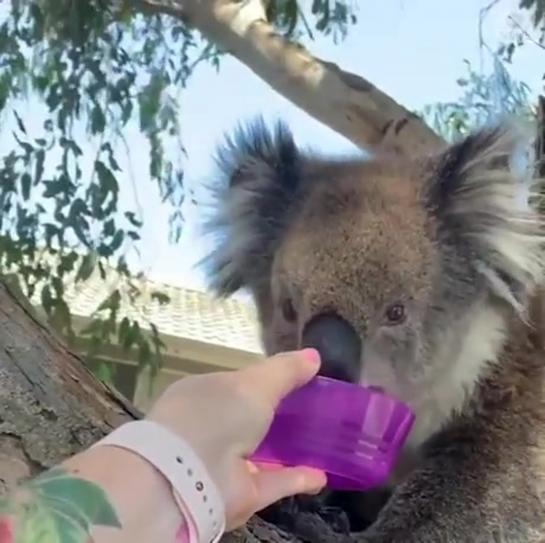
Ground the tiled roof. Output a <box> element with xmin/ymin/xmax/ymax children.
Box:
<box><xmin>32</xmin><ymin>261</ymin><xmax>264</xmax><ymax>355</ymax></box>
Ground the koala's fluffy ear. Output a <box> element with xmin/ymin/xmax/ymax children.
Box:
<box><xmin>427</xmin><ymin>122</ymin><xmax>544</xmax><ymax>313</ymax></box>
<box><xmin>203</xmin><ymin>118</ymin><xmax>302</xmax><ymax>296</ymax></box>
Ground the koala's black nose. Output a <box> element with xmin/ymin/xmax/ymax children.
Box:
<box><xmin>301</xmin><ymin>313</ymin><xmax>362</xmax><ymax>383</ymax></box>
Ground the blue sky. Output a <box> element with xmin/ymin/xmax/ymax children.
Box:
<box><xmin>9</xmin><ymin>1</ymin><xmax>545</xmax><ymax>292</ymax></box>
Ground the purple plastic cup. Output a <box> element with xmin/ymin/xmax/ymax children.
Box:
<box><xmin>250</xmin><ymin>376</ymin><xmax>415</xmax><ymax>491</ymax></box>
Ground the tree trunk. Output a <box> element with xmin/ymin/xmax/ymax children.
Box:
<box><xmin>0</xmin><ymin>280</ymin><xmax>138</xmax><ymax>492</ymax></box>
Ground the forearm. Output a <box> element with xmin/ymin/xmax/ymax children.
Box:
<box><xmin>0</xmin><ymin>444</ymin><xmax>186</xmax><ymax>543</ymax></box>
<box><xmin>62</xmin><ymin>445</ymin><xmax>185</xmax><ymax>543</ymax></box>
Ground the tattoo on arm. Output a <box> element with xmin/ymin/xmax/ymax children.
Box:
<box><xmin>0</xmin><ymin>467</ymin><xmax>121</xmax><ymax>543</ymax></box>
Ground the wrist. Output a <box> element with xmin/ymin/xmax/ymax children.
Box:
<box><xmin>63</xmin><ymin>444</ymin><xmax>184</xmax><ymax>543</ymax></box>
<box><xmin>93</xmin><ymin>420</ymin><xmax>226</xmax><ymax>543</ymax></box>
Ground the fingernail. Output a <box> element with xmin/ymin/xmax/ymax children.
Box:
<box><xmin>301</xmin><ymin>348</ymin><xmax>320</xmax><ymax>365</ymax></box>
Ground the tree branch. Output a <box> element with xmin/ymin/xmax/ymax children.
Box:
<box><xmin>134</xmin><ymin>0</ymin><xmax>445</xmax><ymax>155</ymax></box>
<box><xmin>508</xmin><ymin>15</ymin><xmax>545</xmax><ymax>51</ymax></box>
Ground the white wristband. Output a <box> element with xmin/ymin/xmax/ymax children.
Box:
<box><xmin>93</xmin><ymin>420</ymin><xmax>226</xmax><ymax>543</ymax></box>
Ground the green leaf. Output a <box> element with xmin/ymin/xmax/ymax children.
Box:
<box><xmin>100</xmin><ymin>143</ymin><xmax>121</xmax><ymax>172</ymax></box>
<box><xmin>43</xmin><ymin>180</ymin><xmax>65</xmax><ymax>198</ymax></box>
<box><xmin>35</xmin><ymin>149</ymin><xmax>45</xmax><ymax>184</ymax></box>
<box><xmin>59</xmin><ymin>138</ymin><xmax>83</xmax><ymax>157</ymax></box>
<box><xmin>103</xmin><ymin>218</ymin><xmax>115</xmax><ymax>237</ymax></box>
<box><xmin>75</xmin><ymin>253</ymin><xmax>96</xmax><ymax>282</ymax></box>
<box><xmin>95</xmin><ymin>161</ymin><xmax>118</xmax><ymax>202</ymax></box>
<box><xmin>90</xmin><ymin>105</ymin><xmax>106</xmax><ymax>134</ymax></box>
<box><xmin>122</xmin><ymin>320</ymin><xmax>140</xmax><ymax>350</ymax></box>
<box><xmin>151</xmin><ymin>291</ymin><xmax>170</xmax><ymax>305</ymax></box>
<box><xmin>118</xmin><ymin>316</ymin><xmax>130</xmax><ymax>345</ymax></box>
<box><xmin>68</xmin><ymin>199</ymin><xmax>90</xmax><ymax>246</ymax></box>
<box><xmin>138</xmin><ymin>338</ymin><xmax>152</xmax><ymax>367</ymax></box>
<box><xmin>124</xmin><ymin>211</ymin><xmax>142</xmax><ymax>227</ymax></box>
<box><xmin>20</xmin><ymin>173</ymin><xmax>31</xmax><ymax>200</ymax></box>
<box><xmin>59</xmin><ymin>252</ymin><xmax>78</xmax><ymax>274</ymax></box>
<box><xmin>285</xmin><ymin>0</ymin><xmax>299</xmax><ymax>35</ymax></box>
<box><xmin>51</xmin><ymin>299</ymin><xmax>72</xmax><ymax>333</ymax></box>
<box><xmin>96</xmin><ymin>289</ymin><xmax>121</xmax><ymax>313</ymax></box>
<box><xmin>13</xmin><ymin>110</ymin><xmax>27</xmax><ymax>134</ymax></box>
<box><xmin>96</xmin><ymin>361</ymin><xmax>114</xmax><ymax>385</ymax></box>
<box><xmin>138</xmin><ymin>72</ymin><xmax>165</xmax><ymax>133</ymax></box>
<box><xmin>99</xmin><ymin>230</ymin><xmax>124</xmax><ymax>256</ymax></box>
<box><xmin>41</xmin><ymin>285</ymin><xmax>53</xmax><ymax>315</ymax></box>
<box><xmin>44</xmin><ymin>224</ymin><xmax>59</xmax><ymax>247</ymax></box>
<box><xmin>150</xmin><ymin>322</ymin><xmax>166</xmax><ymax>352</ymax></box>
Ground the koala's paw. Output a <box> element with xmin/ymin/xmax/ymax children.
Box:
<box><xmin>293</xmin><ymin>511</ymin><xmax>347</xmax><ymax>543</ymax></box>
<box><xmin>258</xmin><ymin>494</ymin><xmax>350</xmax><ymax>538</ymax></box>
<box><xmin>315</xmin><ymin>505</ymin><xmax>351</xmax><ymax>534</ymax></box>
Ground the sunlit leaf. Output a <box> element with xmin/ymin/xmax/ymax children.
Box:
<box><xmin>96</xmin><ymin>289</ymin><xmax>121</xmax><ymax>313</ymax></box>
<box><xmin>20</xmin><ymin>173</ymin><xmax>31</xmax><ymax>200</ymax></box>
<box><xmin>75</xmin><ymin>252</ymin><xmax>96</xmax><ymax>282</ymax></box>
<box><xmin>151</xmin><ymin>291</ymin><xmax>170</xmax><ymax>305</ymax></box>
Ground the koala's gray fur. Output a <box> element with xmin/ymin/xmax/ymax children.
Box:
<box><xmin>203</xmin><ymin>117</ymin><xmax>545</xmax><ymax>542</ymax></box>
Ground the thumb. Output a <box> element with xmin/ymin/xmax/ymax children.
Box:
<box><xmin>252</xmin><ymin>467</ymin><xmax>327</xmax><ymax>512</ymax></box>
<box><xmin>240</xmin><ymin>349</ymin><xmax>321</xmax><ymax>406</ymax></box>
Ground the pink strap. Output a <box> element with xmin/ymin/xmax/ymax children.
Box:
<box><xmin>176</xmin><ymin>519</ymin><xmax>192</xmax><ymax>543</ymax></box>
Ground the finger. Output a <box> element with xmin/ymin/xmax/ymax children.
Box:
<box><xmin>240</xmin><ymin>349</ymin><xmax>321</xmax><ymax>405</ymax></box>
<box><xmin>250</xmin><ymin>460</ymin><xmax>286</xmax><ymax>472</ymax></box>
<box><xmin>252</xmin><ymin>467</ymin><xmax>327</xmax><ymax>512</ymax></box>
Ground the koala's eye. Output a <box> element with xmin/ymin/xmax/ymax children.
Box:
<box><xmin>385</xmin><ymin>303</ymin><xmax>405</xmax><ymax>324</ymax></box>
<box><xmin>281</xmin><ymin>298</ymin><xmax>297</xmax><ymax>322</ymax></box>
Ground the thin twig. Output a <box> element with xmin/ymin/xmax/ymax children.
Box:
<box><xmin>508</xmin><ymin>15</ymin><xmax>545</xmax><ymax>51</ymax></box>
<box><xmin>478</xmin><ymin>0</ymin><xmax>502</xmax><ymax>70</ymax></box>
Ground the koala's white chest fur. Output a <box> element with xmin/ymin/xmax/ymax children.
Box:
<box><xmin>406</xmin><ymin>304</ymin><xmax>507</xmax><ymax>452</ymax></box>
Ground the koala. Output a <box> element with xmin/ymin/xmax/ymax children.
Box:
<box><xmin>203</xmin><ymin>116</ymin><xmax>545</xmax><ymax>542</ymax></box>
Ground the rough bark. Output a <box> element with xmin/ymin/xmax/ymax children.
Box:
<box><xmin>135</xmin><ymin>0</ymin><xmax>445</xmax><ymax>155</ymax></box>
<box><xmin>0</xmin><ymin>280</ymin><xmax>138</xmax><ymax>492</ymax></box>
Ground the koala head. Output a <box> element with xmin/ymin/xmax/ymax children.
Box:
<box><xmin>203</xmin><ymin>117</ymin><xmax>543</xmax><ymax>445</ymax></box>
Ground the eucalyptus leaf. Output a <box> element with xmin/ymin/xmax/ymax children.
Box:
<box><xmin>75</xmin><ymin>252</ymin><xmax>96</xmax><ymax>282</ymax></box>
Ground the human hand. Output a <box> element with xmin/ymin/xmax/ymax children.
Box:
<box><xmin>147</xmin><ymin>349</ymin><xmax>327</xmax><ymax>530</ymax></box>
